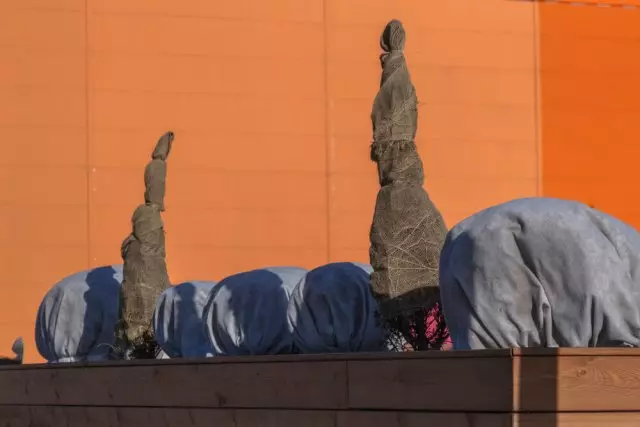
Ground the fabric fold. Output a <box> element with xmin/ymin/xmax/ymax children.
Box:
<box><xmin>203</xmin><ymin>267</ymin><xmax>307</xmax><ymax>356</ymax></box>
<box><xmin>288</xmin><ymin>262</ymin><xmax>385</xmax><ymax>353</ymax></box>
<box><xmin>36</xmin><ymin>265</ymin><xmax>123</xmax><ymax>363</ymax></box>
<box><xmin>153</xmin><ymin>281</ymin><xmax>218</xmax><ymax>358</ymax></box>
<box><xmin>440</xmin><ymin>197</ymin><xmax>640</xmax><ymax>349</ymax></box>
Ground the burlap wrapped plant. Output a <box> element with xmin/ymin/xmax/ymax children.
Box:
<box><xmin>368</xmin><ymin>20</ymin><xmax>448</xmax><ymax>350</ymax></box>
<box><xmin>116</xmin><ymin>131</ymin><xmax>174</xmax><ymax>359</ymax></box>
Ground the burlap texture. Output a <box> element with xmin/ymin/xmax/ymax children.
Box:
<box><xmin>117</xmin><ymin>132</ymin><xmax>174</xmax><ymax>353</ymax></box>
<box><xmin>371</xmin><ymin>20</ymin><xmax>416</xmax><ymax>144</ymax></box>
<box><xmin>369</xmin><ymin>20</ymin><xmax>447</xmax><ymax>319</ymax></box>
<box><xmin>144</xmin><ymin>160</ymin><xmax>167</xmax><ymax>212</ymax></box>
<box><xmin>144</xmin><ymin>131</ymin><xmax>172</xmax><ymax>211</ymax></box>
<box><xmin>151</xmin><ymin>131</ymin><xmax>173</xmax><ymax>161</ymax></box>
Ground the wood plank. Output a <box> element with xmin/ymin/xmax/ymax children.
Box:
<box><xmin>514</xmin><ymin>354</ymin><xmax>640</xmax><ymax>412</ymax></box>
<box><xmin>514</xmin><ymin>412</ymin><xmax>640</xmax><ymax>427</ymax></box>
<box><xmin>0</xmin><ymin>407</ymin><xmax>513</xmax><ymax>427</ymax></box>
<box><xmin>0</xmin><ymin>407</ymin><xmax>335</xmax><ymax>427</ymax></box>
<box><xmin>0</xmin><ymin>360</ymin><xmax>348</xmax><ymax>409</ymax></box>
<box><xmin>0</xmin><ymin>351</ymin><xmax>514</xmax><ymax>411</ymax></box>
<box><xmin>3</xmin><ymin>407</ymin><xmax>640</xmax><ymax>427</ymax></box>
<box><xmin>347</xmin><ymin>357</ymin><xmax>514</xmax><ymax>411</ymax></box>
<box><xmin>233</xmin><ymin>409</ymin><xmax>337</xmax><ymax>427</ymax></box>
<box><xmin>0</xmin><ymin>349</ymin><xmax>512</xmax><ymax>371</ymax></box>
<box><xmin>5</xmin><ymin>349</ymin><xmax>640</xmax><ymax>413</ymax></box>
<box><xmin>336</xmin><ymin>411</ymin><xmax>512</xmax><ymax>427</ymax></box>
<box><xmin>514</xmin><ymin>348</ymin><xmax>640</xmax><ymax>357</ymax></box>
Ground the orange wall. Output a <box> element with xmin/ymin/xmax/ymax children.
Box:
<box><xmin>539</xmin><ymin>4</ymin><xmax>640</xmax><ymax>225</ymax></box>
<box><xmin>0</xmin><ymin>0</ymin><xmax>540</xmax><ymax>361</ymax></box>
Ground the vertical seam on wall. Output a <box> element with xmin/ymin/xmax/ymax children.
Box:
<box><xmin>533</xmin><ymin>1</ymin><xmax>543</xmax><ymax>196</ymax></box>
<box><xmin>323</xmin><ymin>0</ymin><xmax>332</xmax><ymax>263</ymax></box>
<box><xmin>84</xmin><ymin>0</ymin><xmax>92</xmax><ymax>268</ymax></box>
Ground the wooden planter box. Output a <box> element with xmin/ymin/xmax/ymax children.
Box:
<box><xmin>0</xmin><ymin>348</ymin><xmax>639</xmax><ymax>426</ymax></box>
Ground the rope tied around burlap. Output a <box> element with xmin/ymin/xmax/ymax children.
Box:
<box><xmin>369</xmin><ymin>20</ymin><xmax>449</xmax><ymax>350</ymax></box>
<box><xmin>116</xmin><ymin>131</ymin><xmax>174</xmax><ymax>359</ymax></box>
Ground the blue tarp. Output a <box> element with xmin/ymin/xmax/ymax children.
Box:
<box><xmin>153</xmin><ymin>281</ymin><xmax>217</xmax><ymax>358</ymax></box>
<box><xmin>36</xmin><ymin>261</ymin><xmax>390</xmax><ymax>361</ymax></box>
<box><xmin>35</xmin><ymin>265</ymin><xmax>123</xmax><ymax>363</ymax></box>
<box><xmin>288</xmin><ymin>262</ymin><xmax>385</xmax><ymax>353</ymax></box>
<box><xmin>203</xmin><ymin>266</ymin><xmax>307</xmax><ymax>356</ymax></box>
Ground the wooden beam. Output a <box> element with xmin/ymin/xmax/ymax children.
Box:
<box><xmin>1</xmin><ymin>349</ymin><xmax>640</xmax><ymax>413</ymax></box>
<box><xmin>347</xmin><ymin>357</ymin><xmax>513</xmax><ymax>411</ymax></box>
<box><xmin>0</xmin><ymin>360</ymin><xmax>348</xmax><ymax>409</ymax></box>
<box><xmin>336</xmin><ymin>411</ymin><xmax>512</xmax><ymax>427</ymax></box>
<box><xmin>513</xmin><ymin>353</ymin><xmax>640</xmax><ymax>411</ymax></box>
<box><xmin>2</xmin><ymin>407</ymin><xmax>640</xmax><ymax>427</ymax></box>
<box><xmin>0</xmin><ymin>407</ymin><xmax>512</xmax><ymax>427</ymax></box>
<box><xmin>515</xmin><ymin>413</ymin><xmax>640</xmax><ymax>427</ymax></box>
<box><xmin>0</xmin><ymin>351</ymin><xmax>513</xmax><ymax>411</ymax></box>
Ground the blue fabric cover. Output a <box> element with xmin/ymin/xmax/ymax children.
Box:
<box><xmin>203</xmin><ymin>266</ymin><xmax>307</xmax><ymax>356</ymax></box>
<box><xmin>288</xmin><ymin>262</ymin><xmax>385</xmax><ymax>353</ymax></box>
<box><xmin>153</xmin><ymin>281</ymin><xmax>217</xmax><ymax>358</ymax></box>
<box><xmin>36</xmin><ymin>265</ymin><xmax>123</xmax><ymax>363</ymax></box>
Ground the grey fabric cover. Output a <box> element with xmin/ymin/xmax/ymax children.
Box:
<box><xmin>440</xmin><ymin>197</ymin><xmax>640</xmax><ymax>349</ymax></box>
<box><xmin>36</xmin><ymin>265</ymin><xmax>123</xmax><ymax>363</ymax></box>
<box><xmin>203</xmin><ymin>267</ymin><xmax>307</xmax><ymax>356</ymax></box>
<box><xmin>153</xmin><ymin>281</ymin><xmax>217</xmax><ymax>358</ymax></box>
<box><xmin>288</xmin><ymin>262</ymin><xmax>385</xmax><ymax>353</ymax></box>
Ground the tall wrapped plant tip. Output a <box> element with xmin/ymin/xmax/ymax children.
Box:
<box><xmin>368</xmin><ymin>20</ymin><xmax>448</xmax><ymax>351</ymax></box>
<box><xmin>151</xmin><ymin>131</ymin><xmax>174</xmax><ymax>161</ymax></box>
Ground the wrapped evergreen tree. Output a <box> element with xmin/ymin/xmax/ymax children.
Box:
<box><xmin>368</xmin><ymin>21</ymin><xmax>448</xmax><ymax>350</ymax></box>
<box><xmin>116</xmin><ymin>131</ymin><xmax>174</xmax><ymax>359</ymax></box>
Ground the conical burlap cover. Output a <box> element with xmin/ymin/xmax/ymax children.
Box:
<box><xmin>117</xmin><ymin>131</ymin><xmax>174</xmax><ymax>356</ymax></box>
<box><xmin>369</xmin><ymin>21</ymin><xmax>447</xmax><ymax>319</ymax></box>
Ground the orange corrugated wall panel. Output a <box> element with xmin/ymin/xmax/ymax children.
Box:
<box><xmin>0</xmin><ymin>0</ymin><xmax>539</xmax><ymax>362</ymax></box>
<box><xmin>539</xmin><ymin>4</ymin><xmax>640</xmax><ymax>225</ymax></box>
